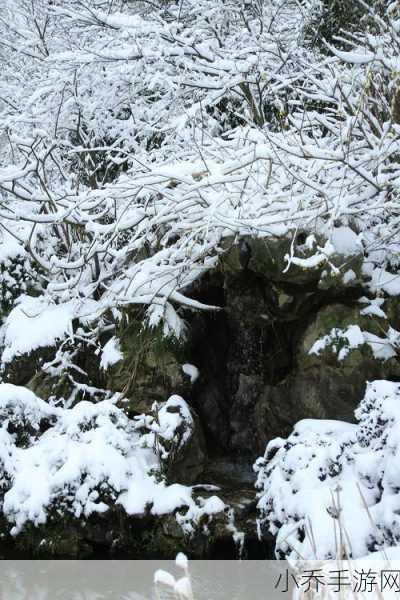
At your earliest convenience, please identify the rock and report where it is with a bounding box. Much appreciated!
[1,346,55,387]
[107,313,188,414]
[0,501,242,560]
[3,233,398,559]
[27,371,74,403]
[184,236,397,458]
[253,301,400,445]
[161,399,207,485]
[191,379,230,450]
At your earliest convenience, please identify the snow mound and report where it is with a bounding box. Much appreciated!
[255,380,400,560]
[0,385,223,535]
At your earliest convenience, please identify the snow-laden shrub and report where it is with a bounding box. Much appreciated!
[302,0,385,49]
[255,380,400,560]
[0,384,224,535]
[0,0,315,338]
[1,0,399,341]
[0,234,43,318]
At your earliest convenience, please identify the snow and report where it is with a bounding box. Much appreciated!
[343,269,356,284]
[100,337,123,370]
[1,296,75,364]
[2,0,393,341]
[364,265,400,297]
[309,325,397,361]
[330,227,362,257]
[182,364,199,383]
[256,380,400,560]
[201,496,226,515]
[152,395,194,445]
[0,385,224,535]
[359,297,387,319]
[0,295,101,365]
[285,241,335,270]
[0,232,25,264]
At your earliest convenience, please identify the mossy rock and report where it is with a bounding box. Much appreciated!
[0,505,234,559]
[219,235,364,290]
[106,311,188,414]
[299,303,400,376]
[384,296,400,331]
[220,236,323,286]
[27,371,74,403]
[1,346,56,387]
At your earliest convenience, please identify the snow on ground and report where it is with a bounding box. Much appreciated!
[0,384,224,535]
[255,380,400,560]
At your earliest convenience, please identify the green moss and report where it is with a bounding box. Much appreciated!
[14,520,88,558]
[106,309,187,413]
[220,236,323,286]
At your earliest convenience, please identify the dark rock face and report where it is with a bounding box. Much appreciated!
[2,346,55,387]
[183,237,400,459]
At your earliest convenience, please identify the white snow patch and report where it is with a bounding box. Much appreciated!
[1,296,75,364]
[0,232,25,263]
[309,325,397,361]
[330,226,362,257]
[182,363,199,383]
[359,296,387,319]
[343,269,356,284]
[100,337,123,370]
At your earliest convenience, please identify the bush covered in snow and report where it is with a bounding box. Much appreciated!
[255,380,400,560]
[0,384,224,536]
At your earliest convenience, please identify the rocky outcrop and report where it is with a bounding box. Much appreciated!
[185,235,377,456]
[1,234,399,558]
[106,313,189,414]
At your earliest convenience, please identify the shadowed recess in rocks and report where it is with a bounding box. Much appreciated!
[183,236,398,463]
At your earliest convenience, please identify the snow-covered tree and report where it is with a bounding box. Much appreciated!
[2,0,400,557]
